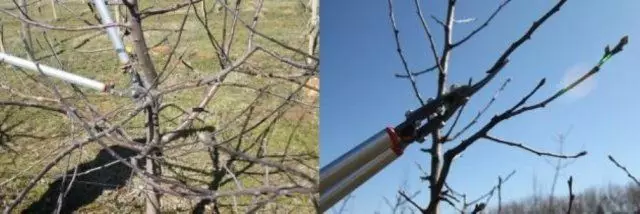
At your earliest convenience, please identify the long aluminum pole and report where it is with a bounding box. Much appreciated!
[319,149,400,212]
[0,52,107,91]
[320,129,392,193]
[319,127,404,212]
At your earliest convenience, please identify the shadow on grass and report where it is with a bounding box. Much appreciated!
[0,107,50,156]
[22,145,139,214]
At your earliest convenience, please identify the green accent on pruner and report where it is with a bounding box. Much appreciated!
[600,54,612,65]
[558,87,568,95]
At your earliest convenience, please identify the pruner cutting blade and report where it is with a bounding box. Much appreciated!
[395,84,474,144]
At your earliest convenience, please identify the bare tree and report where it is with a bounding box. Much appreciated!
[379,179,421,214]
[385,0,628,213]
[492,180,640,213]
[331,194,355,214]
[546,128,579,211]
[0,0,318,213]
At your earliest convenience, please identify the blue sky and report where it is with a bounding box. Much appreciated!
[320,0,640,213]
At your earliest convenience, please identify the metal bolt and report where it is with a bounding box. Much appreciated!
[405,109,413,118]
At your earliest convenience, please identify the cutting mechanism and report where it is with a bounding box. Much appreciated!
[318,84,478,212]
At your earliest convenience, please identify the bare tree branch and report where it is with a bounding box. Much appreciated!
[451,0,512,48]
[483,135,587,159]
[0,7,128,31]
[566,176,575,214]
[466,170,516,208]
[608,155,640,187]
[413,0,443,76]
[446,78,510,142]
[387,0,426,105]
[140,0,203,18]
[399,190,425,212]
[0,100,65,114]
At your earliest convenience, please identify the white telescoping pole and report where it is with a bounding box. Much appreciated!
[92,0,130,64]
[0,52,107,91]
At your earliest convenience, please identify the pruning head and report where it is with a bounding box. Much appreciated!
[443,85,473,108]
[394,84,474,143]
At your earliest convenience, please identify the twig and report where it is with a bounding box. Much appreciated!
[159,47,258,95]
[513,36,628,115]
[498,176,502,214]
[413,0,443,76]
[0,7,127,31]
[471,203,486,214]
[215,0,318,62]
[197,132,317,184]
[430,15,445,28]
[246,194,279,213]
[484,0,568,76]
[608,155,640,186]
[447,78,511,141]
[465,170,515,208]
[191,0,228,69]
[3,139,92,213]
[566,176,574,214]
[387,0,425,105]
[333,194,354,214]
[483,135,587,159]
[159,3,191,73]
[398,190,425,212]
[140,0,203,18]
[223,0,243,57]
[394,65,438,78]
[396,0,513,79]
[451,0,512,48]
[0,100,64,114]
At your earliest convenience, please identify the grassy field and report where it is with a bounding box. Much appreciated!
[0,0,318,213]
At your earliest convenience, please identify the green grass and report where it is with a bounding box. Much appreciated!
[0,0,317,213]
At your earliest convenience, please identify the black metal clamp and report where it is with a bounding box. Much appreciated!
[394,84,475,147]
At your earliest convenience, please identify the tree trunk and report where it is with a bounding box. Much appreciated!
[124,0,161,213]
